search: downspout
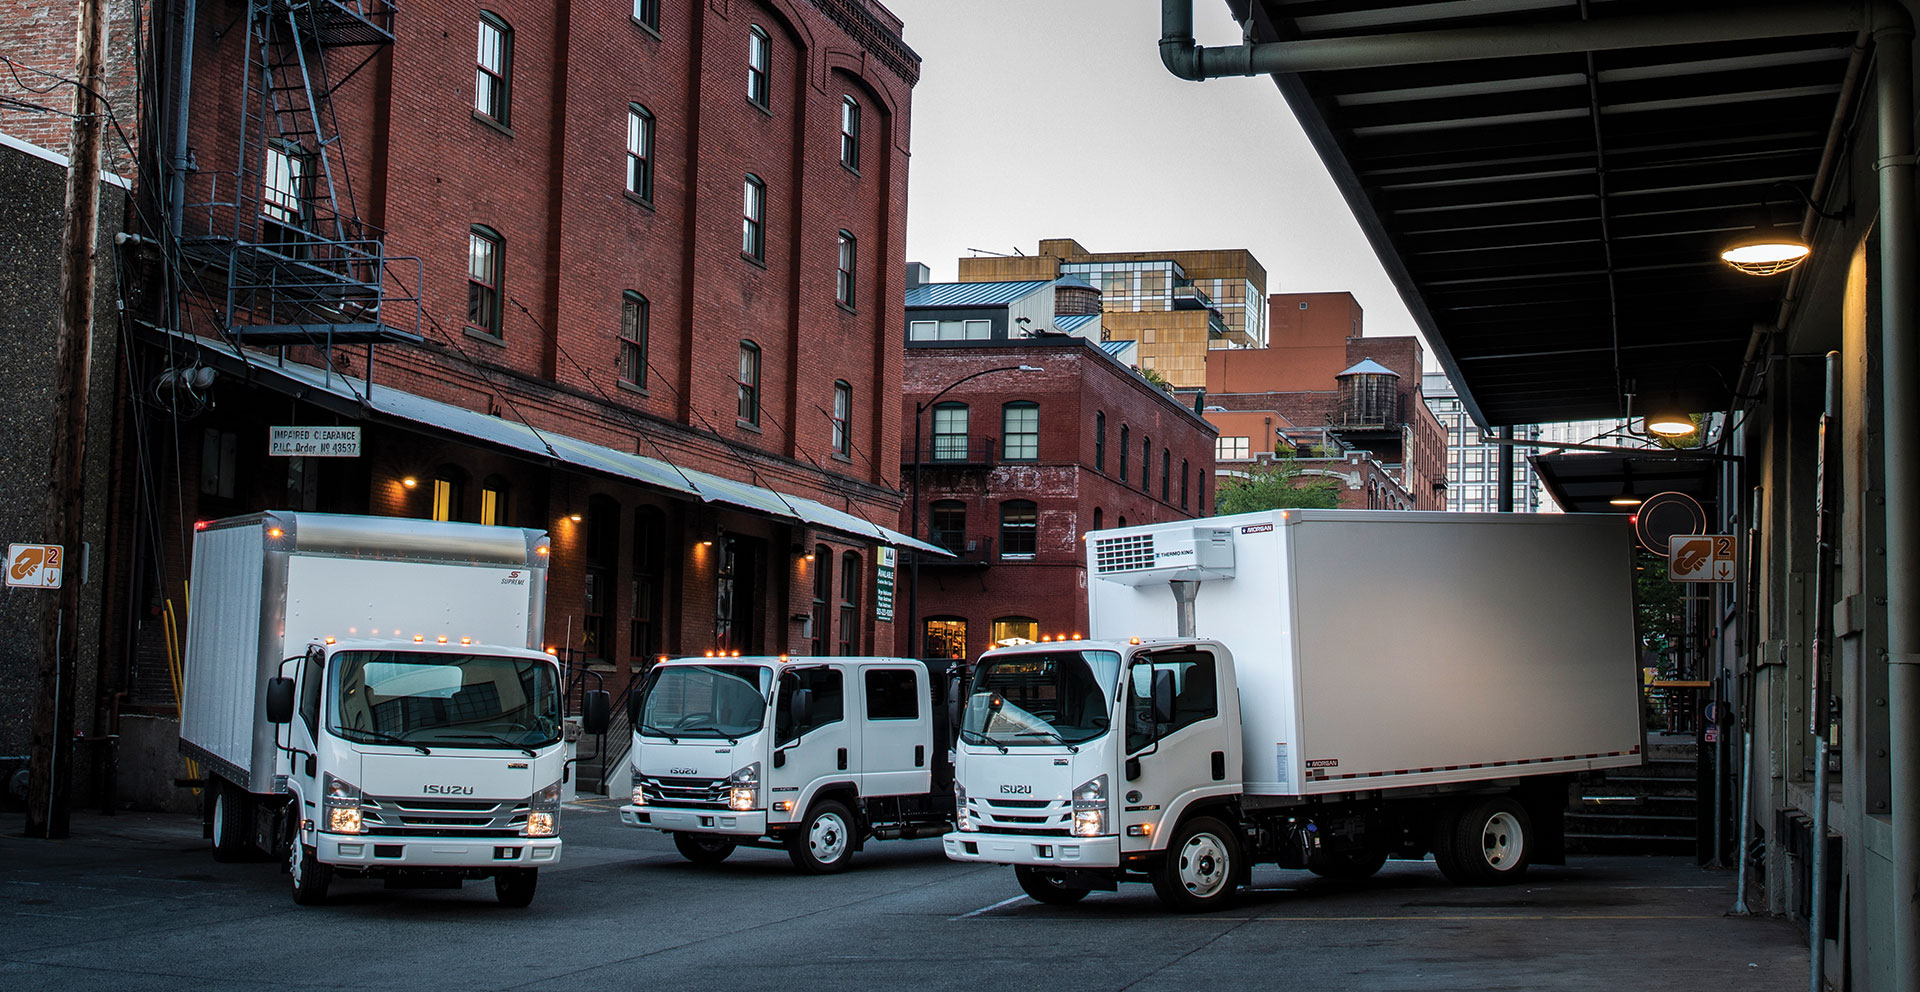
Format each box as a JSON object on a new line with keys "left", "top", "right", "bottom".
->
{"left": 1809, "top": 351, "right": 1841, "bottom": 991}
{"left": 167, "top": 0, "right": 196, "bottom": 240}
{"left": 1874, "top": 13, "right": 1920, "bottom": 992}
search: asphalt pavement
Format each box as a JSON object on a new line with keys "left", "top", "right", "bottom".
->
{"left": 1, "top": 798, "right": 1808, "bottom": 991}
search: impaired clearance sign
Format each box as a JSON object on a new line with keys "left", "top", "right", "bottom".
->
{"left": 269, "top": 426, "right": 362, "bottom": 457}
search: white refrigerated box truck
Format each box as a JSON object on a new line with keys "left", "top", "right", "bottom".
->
{"left": 943, "top": 509, "right": 1643, "bottom": 911}
{"left": 619, "top": 655, "right": 959, "bottom": 872}
{"left": 179, "top": 512, "right": 608, "bottom": 906}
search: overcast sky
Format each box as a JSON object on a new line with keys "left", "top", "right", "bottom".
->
{"left": 886, "top": 0, "right": 1429, "bottom": 355}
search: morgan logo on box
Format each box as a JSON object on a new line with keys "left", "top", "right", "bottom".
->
{"left": 999, "top": 784, "right": 1033, "bottom": 794}
{"left": 1305, "top": 759, "right": 1340, "bottom": 768}
{"left": 423, "top": 784, "right": 475, "bottom": 795}
{"left": 1241, "top": 523, "right": 1274, "bottom": 535}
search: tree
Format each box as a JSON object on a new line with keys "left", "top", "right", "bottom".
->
{"left": 1213, "top": 456, "right": 1342, "bottom": 514}
{"left": 1634, "top": 549, "right": 1685, "bottom": 674}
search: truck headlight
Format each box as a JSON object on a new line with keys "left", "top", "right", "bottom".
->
{"left": 955, "top": 782, "right": 974, "bottom": 832}
{"left": 629, "top": 768, "right": 646, "bottom": 808}
{"left": 727, "top": 762, "right": 760, "bottom": 812}
{"left": 322, "top": 772, "right": 363, "bottom": 835}
{"left": 1071, "top": 774, "right": 1108, "bottom": 838}
{"left": 524, "top": 780, "right": 561, "bottom": 837}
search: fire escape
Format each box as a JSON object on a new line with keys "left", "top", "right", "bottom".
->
{"left": 179, "top": 0, "right": 420, "bottom": 353}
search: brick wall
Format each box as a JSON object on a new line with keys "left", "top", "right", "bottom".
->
{"left": 0, "top": 0, "right": 140, "bottom": 177}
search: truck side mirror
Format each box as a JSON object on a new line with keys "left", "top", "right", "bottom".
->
{"left": 790, "top": 688, "right": 814, "bottom": 732}
{"left": 581, "top": 690, "right": 611, "bottom": 735}
{"left": 627, "top": 685, "right": 644, "bottom": 727}
{"left": 1151, "top": 669, "right": 1176, "bottom": 725}
{"left": 265, "top": 677, "right": 295, "bottom": 724}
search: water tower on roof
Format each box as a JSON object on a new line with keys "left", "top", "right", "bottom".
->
{"left": 1335, "top": 358, "right": 1402, "bottom": 429}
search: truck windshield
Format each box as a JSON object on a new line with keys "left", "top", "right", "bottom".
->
{"left": 328, "top": 651, "right": 561, "bottom": 749}
{"left": 640, "top": 665, "right": 772, "bottom": 740}
{"left": 961, "top": 650, "right": 1121, "bottom": 748}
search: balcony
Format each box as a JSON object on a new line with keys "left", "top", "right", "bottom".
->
{"left": 903, "top": 436, "right": 998, "bottom": 468}
{"left": 910, "top": 536, "right": 994, "bottom": 568}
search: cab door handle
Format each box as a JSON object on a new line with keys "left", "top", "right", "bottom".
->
{"left": 915, "top": 745, "right": 925, "bottom": 767}
{"left": 838, "top": 747, "right": 848, "bottom": 770}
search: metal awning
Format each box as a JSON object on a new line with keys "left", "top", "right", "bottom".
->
{"left": 151, "top": 328, "right": 947, "bottom": 555}
{"left": 1531, "top": 450, "right": 1721, "bottom": 513}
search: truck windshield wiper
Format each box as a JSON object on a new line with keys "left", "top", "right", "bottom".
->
{"left": 1012, "top": 730, "right": 1079, "bottom": 753}
{"left": 672, "top": 724, "right": 740, "bottom": 745}
{"left": 960, "top": 729, "right": 1008, "bottom": 754}
{"left": 637, "top": 722, "right": 679, "bottom": 743}
{"left": 438, "top": 733, "right": 537, "bottom": 756}
{"left": 338, "top": 728, "right": 430, "bottom": 754}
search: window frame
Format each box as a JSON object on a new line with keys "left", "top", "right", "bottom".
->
{"left": 619, "top": 291, "right": 649, "bottom": 388}
{"left": 831, "top": 380, "right": 852, "bottom": 455}
{"left": 466, "top": 225, "right": 504, "bottom": 338}
{"left": 1001, "top": 400, "right": 1039, "bottom": 462}
{"left": 836, "top": 230, "right": 857, "bottom": 308}
{"left": 1094, "top": 411, "right": 1106, "bottom": 472}
{"left": 633, "top": 0, "right": 659, "bottom": 31}
{"left": 838, "top": 551, "right": 861, "bottom": 654}
{"left": 931, "top": 402, "right": 969, "bottom": 461}
{"left": 475, "top": 12, "right": 513, "bottom": 126}
{"left": 626, "top": 103, "right": 654, "bottom": 202}
{"left": 742, "top": 173, "right": 765, "bottom": 261}
{"left": 929, "top": 500, "right": 966, "bottom": 554}
{"left": 840, "top": 94, "right": 861, "bottom": 171}
{"left": 747, "top": 25, "right": 771, "bottom": 109}
{"left": 999, "top": 500, "right": 1038, "bottom": 560}
{"left": 736, "top": 340, "right": 761, "bottom": 426}
{"left": 1119, "top": 425, "right": 1130, "bottom": 480}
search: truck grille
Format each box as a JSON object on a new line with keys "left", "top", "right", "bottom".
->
{"left": 969, "top": 796, "right": 1072, "bottom": 835}
{"left": 1093, "top": 534, "right": 1154, "bottom": 574}
{"left": 361, "top": 796, "right": 528, "bottom": 838}
{"left": 640, "top": 775, "right": 727, "bottom": 808}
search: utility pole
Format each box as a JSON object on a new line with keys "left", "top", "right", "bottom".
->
{"left": 26, "top": 0, "right": 110, "bottom": 839}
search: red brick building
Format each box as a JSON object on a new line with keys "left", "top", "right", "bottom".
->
{"left": 92, "top": 0, "right": 925, "bottom": 743}
{"left": 901, "top": 313, "right": 1217, "bottom": 661}
{"left": 1199, "top": 292, "right": 1448, "bottom": 510}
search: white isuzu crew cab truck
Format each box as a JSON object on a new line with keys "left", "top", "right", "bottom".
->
{"left": 944, "top": 509, "right": 1643, "bottom": 911}
{"left": 179, "top": 512, "right": 609, "bottom": 907}
{"left": 620, "top": 655, "right": 957, "bottom": 872}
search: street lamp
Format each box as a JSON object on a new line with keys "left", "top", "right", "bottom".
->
{"left": 906, "top": 363, "right": 1042, "bottom": 657}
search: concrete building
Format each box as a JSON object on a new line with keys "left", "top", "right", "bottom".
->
{"left": 900, "top": 277, "right": 1215, "bottom": 660}
{"left": 1201, "top": 293, "right": 1448, "bottom": 510}
{"left": 955, "top": 238, "right": 1267, "bottom": 388}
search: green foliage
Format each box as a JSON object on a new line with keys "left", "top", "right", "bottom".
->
{"left": 1136, "top": 366, "right": 1173, "bottom": 394}
{"left": 1213, "top": 457, "right": 1342, "bottom": 514}
{"left": 1634, "top": 549, "right": 1685, "bottom": 672}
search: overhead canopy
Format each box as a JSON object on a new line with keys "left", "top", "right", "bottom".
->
{"left": 1231, "top": 0, "right": 1859, "bottom": 428}
{"left": 152, "top": 328, "right": 948, "bottom": 556}
{"left": 1531, "top": 450, "right": 1722, "bottom": 514}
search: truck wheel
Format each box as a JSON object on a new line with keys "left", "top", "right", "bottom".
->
{"left": 1151, "top": 815, "right": 1241, "bottom": 913}
{"left": 494, "top": 868, "right": 538, "bottom": 907}
{"left": 1014, "top": 866, "right": 1091, "bottom": 905}
{"left": 786, "top": 799, "right": 855, "bottom": 874}
{"left": 1438, "top": 797, "right": 1532, "bottom": 885}
{"left": 1307, "top": 849, "right": 1388, "bottom": 880}
{"left": 210, "top": 780, "right": 251, "bottom": 863}
{"left": 288, "top": 832, "right": 331, "bottom": 905}
{"left": 672, "top": 832, "right": 738, "bottom": 865}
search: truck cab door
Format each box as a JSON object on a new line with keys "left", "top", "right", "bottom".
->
{"left": 1122, "top": 648, "right": 1230, "bottom": 847}
{"left": 855, "top": 664, "right": 931, "bottom": 797}
{"left": 286, "top": 647, "right": 326, "bottom": 805}
{"left": 773, "top": 666, "right": 853, "bottom": 809}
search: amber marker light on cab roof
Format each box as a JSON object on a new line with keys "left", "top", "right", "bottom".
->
{"left": 545, "top": 646, "right": 558, "bottom": 655}
{"left": 413, "top": 634, "right": 425, "bottom": 643}
{"left": 324, "top": 636, "right": 336, "bottom": 645}
{"left": 437, "top": 635, "right": 448, "bottom": 644}
{"left": 1129, "top": 636, "right": 1141, "bottom": 645}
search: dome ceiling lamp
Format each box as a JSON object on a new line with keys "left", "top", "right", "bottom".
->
{"left": 1719, "top": 182, "right": 1844, "bottom": 277}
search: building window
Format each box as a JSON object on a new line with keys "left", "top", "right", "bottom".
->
{"left": 1094, "top": 411, "right": 1106, "bottom": 471}
{"left": 630, "top": 508, "right": 665, "bottom": 663}
{"left": 479, "top": 476, "right": 508, "bottom": 526}
{"left": 620, "top": 292, "right": 649, "bottom": 387}
{"left": 831, "top": 380, "right": 851, "bottom": 455}
{"left": 991, "top": 616, "right": 1038, "bottom": 645}
{"left": 1000, "top": 500, "right": 1037, "bottom": 559}
{"left": 583, "top": 496, "right": 618, "bottom": 662}
{"left": 810, "top": 545, "right": 832, "bottom": 656}
{"left": 909, "top": 320, "right": 936, "bottom": 341}
{"left": 633, "top": 0, "right": 658, "bottom": 30}
{"left": 836, "top": 231, "right": 857, "bottom": 307}
{"left": 1120, "top": 425, "right": 1130, "bottom": 479}
{"left": 1216, "top": 436, "right": 1249, "bottom": 460}
{"left": 1180, "top": 459, "right": 1190, "bottom": 510}
{"left": 1002, "top": 401, "right": 1038, "bottom": 461}
{"left": 1141, "top": 435, "right": 1151, "bottom": 491}
{"left": 923, "top": 618, "right": 966, "bottom": 660}
{"left": 475, "top": 13, "right": 512, "bottom": 125}
{"left": 1092, "top": 507, "right": 1103, "bottom": 531}
{"left": 747, "top": 25, "right": 770, "bottom": 108}
{"left": 626, "top": 104, "right": 654, "bottom": 201}
{"left": 736, "top": 340, "right": 760, "bottom": 425}
{"left": 838, "top": 551, "right": 861, "bottom": 654}
{"left": 741, "top": 173, "right": 765, "bottom": 260}
{"left": 840, "top": 94, "right": 860, "bottom": 170}
{"left": 930, "top": 500, "right": 966, "bottom": 553}
{"left": 467, "top": 225, "right": 503, "bottom": 336}
{"left": 261, "top": 142, "right": 309, "bottom": 254}
{"left": 931, "top": 402, "right": 968, "bottom": 461}
{"left": 1161, "top": 448, "right": 1171, "bottom": 501}
{"left": 431, "top": 474, "right": 461, "bottom": 522}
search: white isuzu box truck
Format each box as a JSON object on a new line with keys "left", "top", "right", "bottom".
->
{"left": 943, "top": 509, "right": 1643, "bottom": 911}
{"left": 619, "top": 655, "right": 958, "bottom": 872}
{"left": 179, "top": 512, "right": 608, "bottom": 907}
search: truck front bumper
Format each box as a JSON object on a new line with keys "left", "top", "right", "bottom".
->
{"left": 319, "top": 834, "right": 561, "bottom": 869}
{"left": 943, "top": 831, "right": 1120, "bottom": 869}
{"left": 620, "top": 805, "right": 769, "bottom": 836}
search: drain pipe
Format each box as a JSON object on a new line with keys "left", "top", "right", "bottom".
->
{"left": 1809, "top": 352, "right": 1841, "bottom": 990}
{"left": 1874, "top": 12, "right": 1920, "bottom": 992}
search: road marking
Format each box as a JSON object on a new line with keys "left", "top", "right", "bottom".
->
{"left": 951, "top": 895, "right": 1027, "bottom": 920}
{"left": 1243, "top": 913, "right": 1722, "bottom": 922}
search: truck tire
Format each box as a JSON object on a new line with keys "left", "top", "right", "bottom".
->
{"left": 672, "top": 832, "right": 738, "bottom": 865}
{"left": 786, "top": 799, "right": 855, "bottom": 874}
{"left": 494, "top": 868, "right": 538, "bottom": 907}
{"left": 288, "top": 832, "right": 331, "bottom": 905}
{"left": 1307, "top": 849, "right": 1388, "bottom": 880}
{"left": 210, "top": 780, "right": 251, "bottom": 863}
{"left": 1014, "top": 866, "right": 1091, "bottom": 905}
{"left": 1151, "top": 815, "right": 1241, "bottom": 913}
{"left": 1435, "top": 797, "right": 1531, "bottom": 885}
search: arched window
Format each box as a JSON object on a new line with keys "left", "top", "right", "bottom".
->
{"left": 1119, "top": 424, "right": 1130, "bottom": 479}
{"left": 626, "top": 103, "right": 654, "bottom": 201}
{"left": 1000, "top": 500, "right": 1037, "bottom": 559}
{"left": 923, "top": 617, "right": 966, "bottom": 660}
{"left": 620, "top": 291, "right": 648, "bottom": 387}
{"left": 931, "top": 402, "right": 968, "bottom": 461}
{"left": 838, "top": 551, "right": 861, "bottom": 654}
{"left": 1094, "top": 411, "right": 1106, "bottom": 471}
{"left": 1002, "top": 401, "right": 1038, "bottom": 461}
{"left": 475, "top": 13, "right": 513, "bottom": 124}
{"left": 1180, "top": 459, "right": 1190, "bottom": 510}
{"left": 480, "top": 475, "right": 509, "bottom": 526}
{"left": 831, "top": 380, "right": 852, "bottom": 455}
{"left": 1092, "top": 507, "right": 1103, "bottom": 532}
{"left": 836, "top": 231, "right": 857, "bottom": 307}
{"left": 747, "top": 25, "right": 770, "bottom": 107}
{"left": 736, "top": 340, "right": 760, "bottom": 424}
{"left": 630, "top": 506, "right": 665, "bottom": 663}
{"left": 840, "top": 94, "right": 861, "bottom": 170}
{"left": 990, "top": 616, "right": 1038, "bottom": 645}
{"left": 1161, "top": 448, "right": 1171, "bottom": 501}
{"left": 430, "top": 467, "right": 466, "bottom": 522}
{"left": 810, "top": 544, "right": 832, "bottom": 656}
{"left": 930, "top": 500, "right": 966, "bottom": 553}
{"left": 583, "top": 495, "right": 619, "bottom": 661}
{"left": 1141, "top": 435, "right": 1151, "bottom": 491}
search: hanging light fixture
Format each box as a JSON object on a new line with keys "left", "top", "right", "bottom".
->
{"left": 1643, "top": 402, "right": 1697, "bottom": 438}
{"left": 1720, "top": 188, "right": 1817, "bottom": 276}
{"left": 1609, "top": 489, "right": 1645, "bottom": 507}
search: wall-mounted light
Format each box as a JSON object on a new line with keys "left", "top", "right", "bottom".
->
{"left": 401, "top": 476, "right": 418, "bottom": 489}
